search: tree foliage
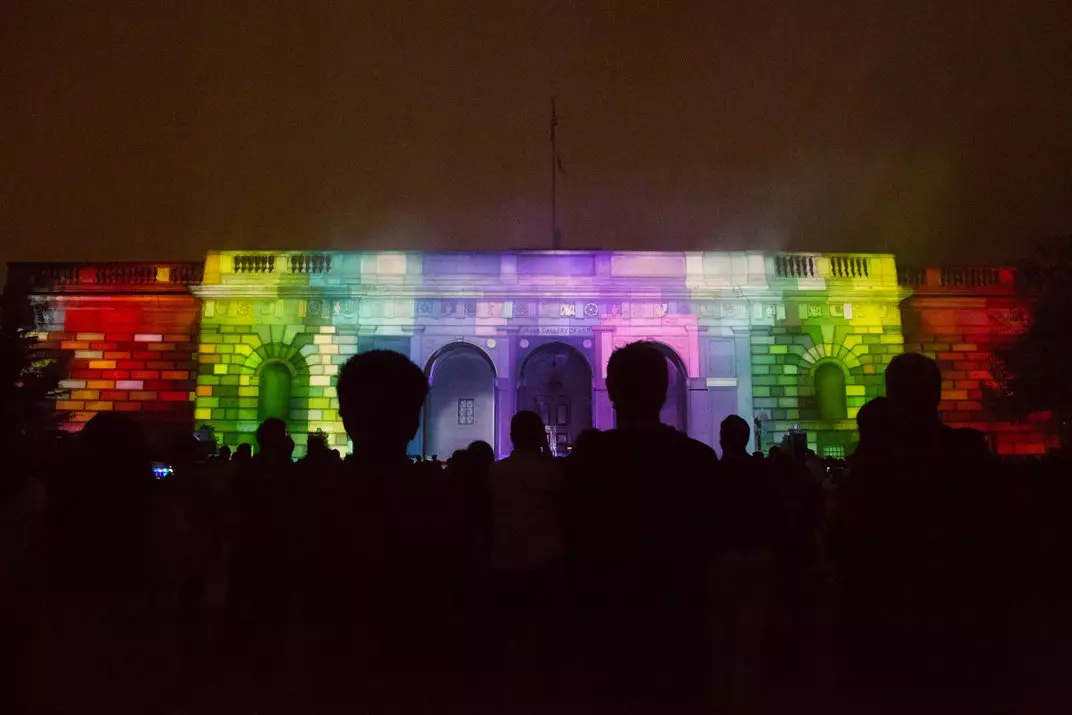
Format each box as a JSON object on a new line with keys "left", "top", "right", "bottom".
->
{"left": 0, "top": 280, "right": 69, "bottom": 443}
{"left": 987, "top": 238, "right": 1072, "bottom": 427}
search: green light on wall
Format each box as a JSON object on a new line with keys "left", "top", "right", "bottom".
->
{"left": 258, "top": 362, "right": 292, "bottom": 423}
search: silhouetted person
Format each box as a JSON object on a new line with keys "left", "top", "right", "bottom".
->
{"left": 223, "top": 417, "right": 298, "bottom": 710}
{"left": 564, "top": 342, "right": 719, "bottom": 713}
{"left": 850, "top": 395, "right": 895, "bottom": 463}
{"left": 31, "top": 413, "right": 181, "bottom": 714}
{"left": 719, "top": 414, "right": 751, "bottom": 463}
{"left": 715, "top": 415, "right": 773, "bottom": 552}
{"left": 831, "top": 353, "right": 1015, "bottom": 714}
{"left": 233, "top": 442, "right": 252, "bottom": 465}
{"left": 711, "top": 415, "right": 777, "bottom": 711}
{"left": 467, "top": 439, "right": 496, "bottom": 470}
{"left": 300, "top": 350, "right": 471, "bottom": 713}
{"left": 488, "top": 411, "right": 563, "bottom": 598}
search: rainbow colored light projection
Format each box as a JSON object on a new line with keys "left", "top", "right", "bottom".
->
{"left": 10, "top": 252, "right": 1059, "bottom": 458}
{"left": 187, "top": 251, "right": 909, "bottom": 459}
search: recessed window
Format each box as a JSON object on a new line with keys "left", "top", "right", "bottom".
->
{"left": 458, "top": 398, "right": 475, "bottom": 425}
{"left": 815, "top": 363, "right": 848, "bottom": 421}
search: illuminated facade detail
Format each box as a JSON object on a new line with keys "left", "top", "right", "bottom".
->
{"left": 7, "top": 252, "right": 1058, "bottom": 457}
{"left": 8, "top": 262, "right": 203, "bottom": 446}
{"left": 898, "top": 266, "right": 1059, "bottom": 455}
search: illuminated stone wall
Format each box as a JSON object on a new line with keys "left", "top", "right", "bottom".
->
{"left": 743, "top": 255, "right": 906, "bottom": 457}
{"left": 9, "top": 263, "right": 203, "bottom": 442}
{"left": 899, "top": 266, "right": 1057, "bottom": 455}
{"left": 16, "top": 251, "right": 1056, "bottom": 459}
{"left": 192, "top": 250, "right": 905, "bottom": 457}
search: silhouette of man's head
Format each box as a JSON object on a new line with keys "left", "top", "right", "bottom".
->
{"left": 857, "top": 396, "right": 895, "bottom": 444}
{"left": 218, "top": 445, "right": 232, "bottom": 461}
{"left": 234, "top": 443, "right": 252, "bottom": 461}
{"left": 78, "top": 412, "right": 152, "bottom": 491}
{"left": 467, "top": 440, "right": 495, "bottom": 467}
{"left": 885, "top": 353, "right": 943, "bottom": 420}
{"left": 510, "top": 410, "right": 547, "bottom": 454}
{"left": 606, "top": 341, "right": 668, "bottom": 422}
{"left": 256, "top": 418, "right": 293, "bottom": 458}
{"left": 337, "top": 350, "right": 428, "bottom": 455}
{"left": 720, "top": 415, "right": 751, "bottom": 455}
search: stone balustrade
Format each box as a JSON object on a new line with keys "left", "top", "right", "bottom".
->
{"left": 202, "top": 250, "right": 900, "bottom": 295}
{"left": 7, "top": 261, "right": 204, "bottom": 292}
{"left": 897, "top": 265, "right": 1016, "bottom": 293}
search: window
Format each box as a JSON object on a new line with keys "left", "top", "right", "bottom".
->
{"left": 822, "top": 444, "right": 846, "bottom": 459}
{"left": 458, "top": 398, "right": 475, "bottom": 425}
{"left": 708, "top": 339, "right": 736, "bottom": 377}
{"left": 815, "top": 363, "right": 848, "bottom": 421}
{"left": 556, "top": 403, "right": 570, "bottom": 426}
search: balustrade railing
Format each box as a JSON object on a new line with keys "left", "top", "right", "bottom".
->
{"left": 940, "top": 266, "right": 1001, "bottom": 288}
{"left": 289, "top": 254, "right": 332, "bottom": 274}
{"left": 897, "top": 265, "right": 1015, "bottom": 292}
{"left": 897, "top": 265, "right": 927, "bottom": 286}
{"left": 773, "top": 254, "right": 817, "bottom": 279}
{"left": 233, "top": 255, "right": 276, "bottom": 273}
{"left": 828, "top": 255, "right": 870, "bottom": 279}
{"left": 8, "top": 262, "right": 203, "bottom": 290}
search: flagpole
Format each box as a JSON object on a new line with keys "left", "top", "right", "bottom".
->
{"left": 551, "top": 97, "right": 558, "bottom": 250}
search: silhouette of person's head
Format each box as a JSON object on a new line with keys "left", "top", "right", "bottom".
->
{"left": 885, "top": 353, "right": 943, "bottom": 422}
{"left": 218, "top": 445, "right": 232, "bottom": 462}
{"left": 856, "top": 396, "right": 896, "bottom": 445}
{"left": 467, "top": 440, "right": 495, "bottom": 468}
{"left": 256, "top": 418, "right": 293, "bottom": 460}
{"left": 337, "top": 350, "right": 428, "bottom": 457}
{"left": 510, "top": 410, "right": 547, "bottom": 455}
{"left": 572, "top": 428, "right": 602, "bottom": 453}
{"left": 606, "top": 341, "right": 668, "bottom": 425}
{"left": 720, "top": 415, "right": 751, "bottom": 456}
{"left": 234, "top": 443, "right": 253, "bottom": 462}
{"left": 77, "top": 412, "right": 152, "bottom": 493}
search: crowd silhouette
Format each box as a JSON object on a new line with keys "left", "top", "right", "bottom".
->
{"left": 3, "top": 342, "right": 1071, "bottom": 714}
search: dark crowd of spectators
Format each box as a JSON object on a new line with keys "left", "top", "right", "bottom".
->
{"left": 2, "top": 343, "right": 1070, "bottom": 714}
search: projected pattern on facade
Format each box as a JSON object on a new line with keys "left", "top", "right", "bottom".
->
{"left": 10, "top": 251, "right": 1057, "bottom": 457}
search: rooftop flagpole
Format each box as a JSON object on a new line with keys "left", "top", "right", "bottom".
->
{"left": 551, "top": 98, "right": 562, "bottom": 250}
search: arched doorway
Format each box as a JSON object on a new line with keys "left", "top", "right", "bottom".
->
{"left": 258, "top": 361, "right": 294, "bottom": 425}
{"left": 424, "top": 342, "right": 497, "bottom": 459}
{"left": 518, "top": 342, "right": 592, "bottom": 455}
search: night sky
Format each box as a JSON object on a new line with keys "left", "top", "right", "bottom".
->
{"left": 3, "top": 1, "right": 1070, "bottom": 273}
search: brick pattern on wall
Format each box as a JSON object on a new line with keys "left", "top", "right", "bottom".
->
{"left": 38, "top": 296, "right": 200, "bottom": 433}
{"left": 750, "top": 303, "right": 904, "bottom": 455}
{"left": 901, "top": 296, "right": 1056, "bottom": 455}
{"left": 193, "top": 316, "right": 358, "bottom": 455}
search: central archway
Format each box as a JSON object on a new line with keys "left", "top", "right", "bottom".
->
{"left": 423, "top": 342, "right": 497, "bottom": 459}
{"left": 517, "top": 342, "right": 592, "bottom": 455}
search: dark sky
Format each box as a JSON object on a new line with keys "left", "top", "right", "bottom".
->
{"left": 3, "top": 1, "right": 1070, "bottom": 272}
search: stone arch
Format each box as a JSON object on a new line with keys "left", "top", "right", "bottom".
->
{"left": 242, "top": 341, "right": 311, "bottom": 437}
{"left": 423, "top": 341, "right": 497, "bottom": 459}
{"left": 518, "top": 341, "right": 593, "bottom": 455}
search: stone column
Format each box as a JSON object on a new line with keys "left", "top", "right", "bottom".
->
{"left": 687, "top": 326, "right": 711, "bottom": 444}
{"left": 591, "top": 326, "right": 615, "bottom": 430}
{"left": 687, "top": 377, "right": 710, "bottom": 445}
{"left": 496, "top": 328, "right": 520, "bottom": 457}
{"left": 733, "top": 328, "right": 756, "bottom": 452}
{"left": 408, "top": 327, "right": 425, "bottom": 457}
